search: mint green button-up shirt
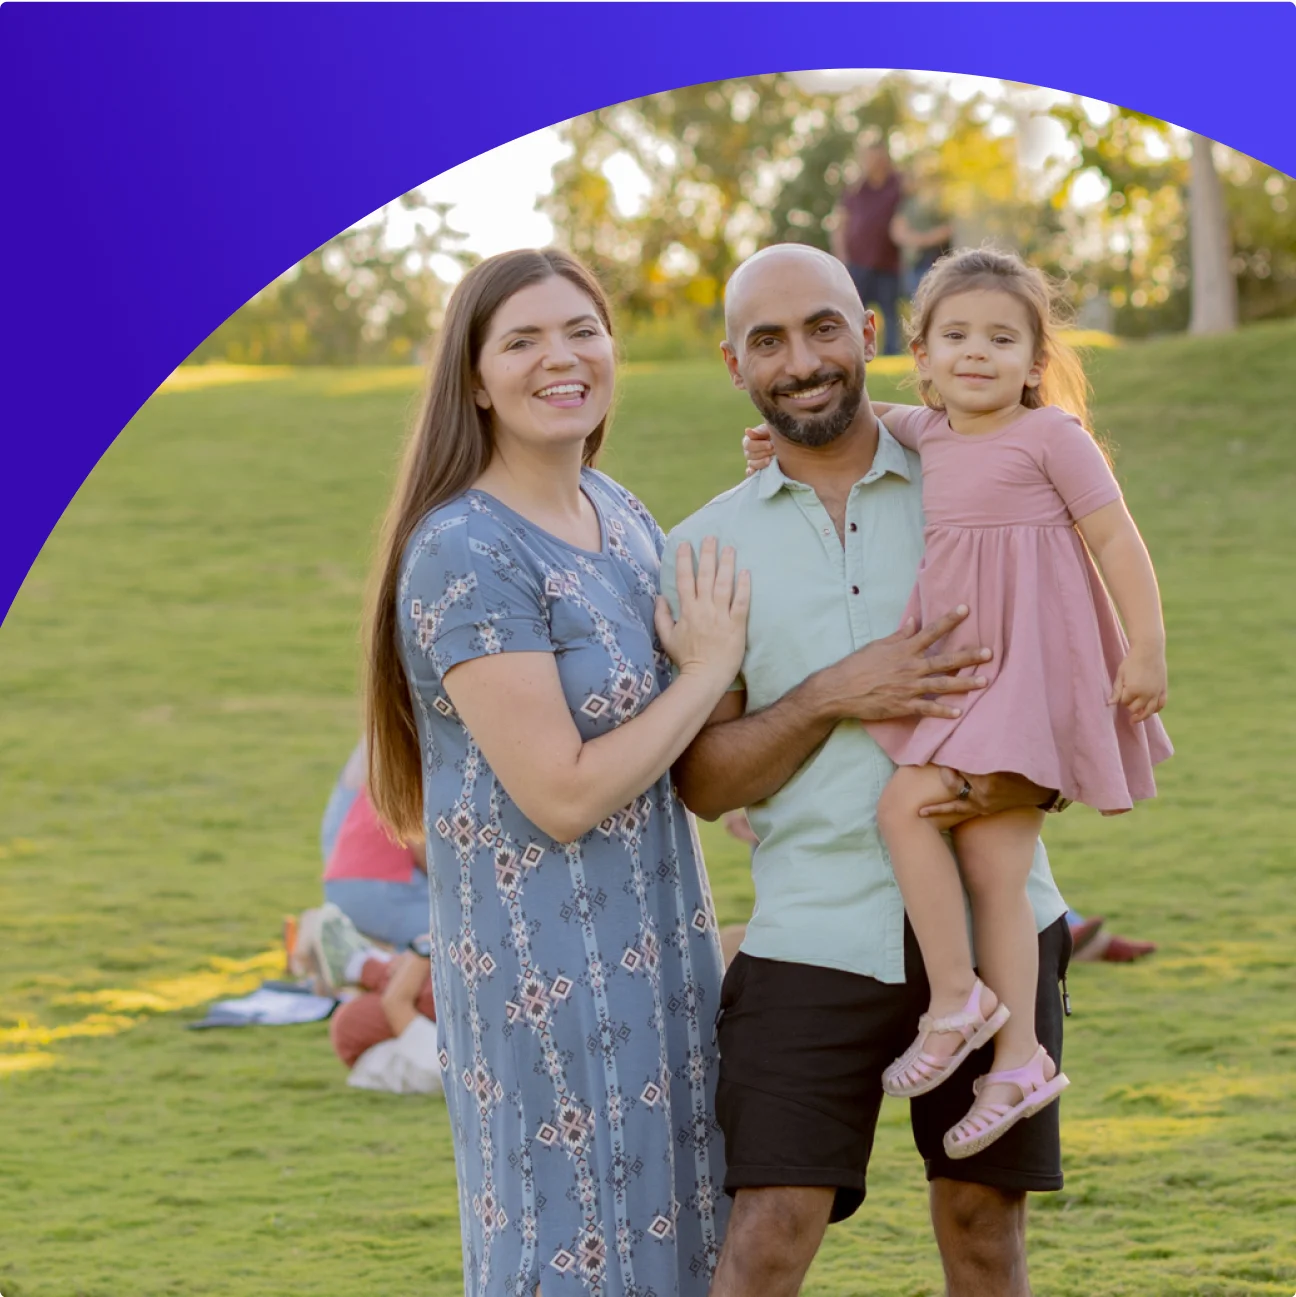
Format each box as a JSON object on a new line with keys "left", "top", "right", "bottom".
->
{"left": 661, "top": 421, "right": 1068, "bottom": 984}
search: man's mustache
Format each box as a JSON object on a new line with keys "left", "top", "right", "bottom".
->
{"left": 771, "top": 369, "right": 848, "bottom": 397}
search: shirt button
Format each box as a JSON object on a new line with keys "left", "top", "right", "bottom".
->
{"left": 851, "top": 585, "right": 860, "bottom": 595}
{"left": 849, "top": 523, "right": 858, "bottom": 532}
{"left": 822, "top": 526, "right": 831, "bottom": 536}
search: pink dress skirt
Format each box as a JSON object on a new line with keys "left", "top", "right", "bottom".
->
{"left": 867, "top": 405, "right": 1172, "bottom": 813}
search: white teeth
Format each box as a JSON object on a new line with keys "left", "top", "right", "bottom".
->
{"left": 537, "top": 383, "right": 586, "bottom": 397}
{"left": 788, "top": 382, "right": 833, "bottom": 400}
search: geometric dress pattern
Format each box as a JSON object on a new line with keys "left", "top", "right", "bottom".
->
{"left": 397, "top": 468, "right": 729, "bottom": 1296}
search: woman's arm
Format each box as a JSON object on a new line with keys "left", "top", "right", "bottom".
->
{"left": 1075, "top": 500, "right": 1168, "bottom": 722}
{"left": 442, "top": 539, "right": 749, "bottom": 843}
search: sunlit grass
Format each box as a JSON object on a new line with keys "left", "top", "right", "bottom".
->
{"left": 2, "top": 320, "right": 1293, "bottom": 1296}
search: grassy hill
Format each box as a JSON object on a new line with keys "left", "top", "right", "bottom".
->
{"left": 2, "top": 320, "right": 1294, "bottom": 1295}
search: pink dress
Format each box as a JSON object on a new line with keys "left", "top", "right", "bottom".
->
{"left": 868, "top": 404, "right": 1172, "bottom": 813}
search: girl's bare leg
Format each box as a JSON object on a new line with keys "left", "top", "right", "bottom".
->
{"left": 877, "top": 765, "right": 998, "bottom": 1061}
{"left": 952, "top": 807, "right": 1049, "bottom": 1106}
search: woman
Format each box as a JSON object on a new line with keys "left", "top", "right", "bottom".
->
{"left": 365, "top": 249, "right": 748, "bottom": 1296}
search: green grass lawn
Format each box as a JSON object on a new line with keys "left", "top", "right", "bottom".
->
{"left": 2, "top": 322, "right": 1294, "bottom": 1296}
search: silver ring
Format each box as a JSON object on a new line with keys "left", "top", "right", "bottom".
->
{"left": 956, "top": 779, "right": 973, "bottom": 801}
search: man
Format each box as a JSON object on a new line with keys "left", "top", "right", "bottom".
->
{"left": 660, "top": 244, "right": 1072, "bottom": 1296}
{"left": 832, "top": 138, "right": 905, "bottom": 354}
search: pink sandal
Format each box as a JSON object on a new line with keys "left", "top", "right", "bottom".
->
{"left": 882, "top": 980, "right": 1010, "bottom": 1099}
{"left": 943, "top": 1045, "right": 1070, "bottom": 1160}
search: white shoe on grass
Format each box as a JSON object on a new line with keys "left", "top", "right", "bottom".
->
{"left": 296, "top": 902, "right": 369, "bottom": 996}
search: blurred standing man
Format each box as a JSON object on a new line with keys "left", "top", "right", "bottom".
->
{"left": 831, "top": 138, "right": 905, "bottom": 355}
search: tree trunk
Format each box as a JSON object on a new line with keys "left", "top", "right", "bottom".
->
{"left": 1188, "top": 133, "right": 1238, "bottom": 334}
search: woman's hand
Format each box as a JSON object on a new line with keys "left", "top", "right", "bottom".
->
{"left": 654, "top": 537, "right": 750, "bottom": 689}
{"left": 742, "top": 424, "right": 776, "bottom": 476}
{"left": 1110, "top": 644, "right": 1168, "bottom": 723}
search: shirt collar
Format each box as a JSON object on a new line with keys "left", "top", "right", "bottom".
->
{"left": 754, "top": 417, "right": 913, "bottom": 501}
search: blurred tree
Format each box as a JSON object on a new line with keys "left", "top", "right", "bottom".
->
{"left": 1190, "top": 133, "right": 1239, "bottom": 334}
{"left": 1045, "top": 103, "right": 1293, "bottom": 334}
{"left": 546, "top": 75, "right": 1073, "bottom": 332}
{"left": 1044, "top": 102, "right": 1191, "bottom": 335}
{"left": 543, "top": 76, "right": 832, "bottom": 325}
{"left": 1217, "top": 146, "right": 1295, "bottom": 324}
{"left": 188, "top": 193, "right": 475, "bottom": 365}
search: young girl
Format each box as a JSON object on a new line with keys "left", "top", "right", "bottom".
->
{"left": 743, "top": 247, "right": 1172, "bottom": 1159}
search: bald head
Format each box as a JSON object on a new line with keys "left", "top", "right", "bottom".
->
{"left": 724, "top": 244, "right": 864, "bottom": 348}
{"left": 720, "top": 243, "right": 876, "bottom": 452}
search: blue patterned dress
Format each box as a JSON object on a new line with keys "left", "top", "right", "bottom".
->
{"left": 397, "top": 469, "right": 729, "bottom": 1297}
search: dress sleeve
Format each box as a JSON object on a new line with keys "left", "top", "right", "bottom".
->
{"left": 1036, "top": 408, "right": 1123, "bottom": 522}
{"left": 398, "top": 509, "right": 554, "bottom": 687}
{"left": 613, "top": 478, "right": 667, "bottom": 561}
{"left": 879, "top": 404, "right": 932, "bottom": 451}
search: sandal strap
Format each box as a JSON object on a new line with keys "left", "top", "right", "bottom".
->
{"left": 924, "top": 980, "right": 995, "bottom": 1040}
{"left": 974, "top": 1046, "right": 1054, "bottom": 1097}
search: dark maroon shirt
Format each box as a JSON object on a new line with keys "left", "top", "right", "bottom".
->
{"left": 840, "top": 171, "right": 903, "bottom": 273}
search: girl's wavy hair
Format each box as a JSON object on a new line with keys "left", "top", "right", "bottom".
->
{"left": 363, "top": 248, "right": 615, "bottom": 841}
{"left": 904, "top": 246, "right": 1092, "bottom": 430}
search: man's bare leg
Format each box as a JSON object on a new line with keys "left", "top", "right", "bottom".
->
{"left": 709, "top": 1186, "right": 834, "bottom": 1297}
{"left": 930, "top": 1179, "right": 1030, "bottom": 1297}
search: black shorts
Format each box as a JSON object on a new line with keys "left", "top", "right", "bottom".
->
{"left": 714, "top": 916, "right": 1072, "bottom": 1222}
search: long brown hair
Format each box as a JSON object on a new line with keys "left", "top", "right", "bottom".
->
{"left": 905, "top": 246, "right": 1092, "bottom": 429}
{"left": 364, "top": 248, "right": 615, "bottom": 840}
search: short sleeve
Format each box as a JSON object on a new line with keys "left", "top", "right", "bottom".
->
{"left": 399, "top": 509, "right": 554, "bottom": 685}
{"left": 879, "top": 404, "right": 935, "bottom": 451}
{"left": 1037, "top": 408, "right": 1122, "bottom": 522}
{"left": 613, "top": 478, "right": 667, "bottom": 562}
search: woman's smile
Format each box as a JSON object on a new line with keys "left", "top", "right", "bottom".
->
{"left": 534, "top": 381, "right": 590, "bottom": 409}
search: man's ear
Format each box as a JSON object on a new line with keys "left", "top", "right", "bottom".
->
{"left": 720, "top": 341, "right": 747, "bottom": 391}
{"left": 860, "top": 308, "right": 879, "bottom": 364}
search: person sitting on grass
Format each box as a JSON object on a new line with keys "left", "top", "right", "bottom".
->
{"left": 315, "top": 739, "right": 431, "bottom": 950}
{"left": 331, "top": 946, "right": 442, "bottom": 1096}
{"left": 296, "top": 901, "right": 442, "bottom": 1095}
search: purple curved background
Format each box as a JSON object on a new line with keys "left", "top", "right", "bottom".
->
{"left": 2, "top": 2, "right": 1292, "bottom": 624}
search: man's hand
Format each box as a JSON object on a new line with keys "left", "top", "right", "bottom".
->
{"left": 810, "top": 606, "right": 991, "bottom": 723}
{"left": 918, "top": 766, "right": 1051, "bottom": 824}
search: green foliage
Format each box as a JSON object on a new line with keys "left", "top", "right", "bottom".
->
{"left": 1222, "top": 149, "right": 1296, "bottom": 322}
{"left": 188, "top": 194, "right": 476, "bottom": 365}
{"left": 1045, "top": 103, "right": 1295, "bottom": 333}
{"left": 3, "top": 326, "right": 1296, "bottom": 1293}
{"left": 544, "top": 75, "right": 1071, "bottom": 328}
{"left": 542, "top": 76, "right": 823, "bottom": 322}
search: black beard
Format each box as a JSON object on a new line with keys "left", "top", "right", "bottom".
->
{"left": 752, "top": 370, "right": 865, "bottom": 448}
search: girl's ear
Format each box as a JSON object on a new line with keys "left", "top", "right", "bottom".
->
{"left": 912, "top": 336, "right": 931, "bottom": 377}
{"left": 1025, "top": 351, "right": 1047, "bottom": 391}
